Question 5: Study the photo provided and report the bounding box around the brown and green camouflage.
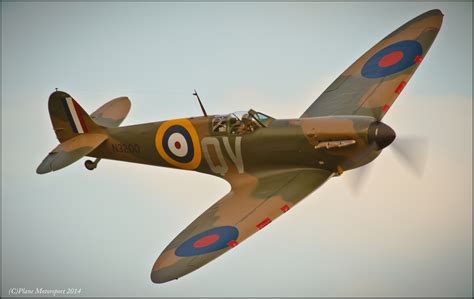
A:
[36,9,443,283]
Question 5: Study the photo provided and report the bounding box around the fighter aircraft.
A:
[37,9,443,283]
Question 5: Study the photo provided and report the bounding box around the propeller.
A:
[347,163,373,195]
[390,136,428,177]
[346,121,429,195]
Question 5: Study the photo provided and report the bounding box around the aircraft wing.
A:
[301,9,443,120]
[151,168,333,283]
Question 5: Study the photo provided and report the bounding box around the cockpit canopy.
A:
[212,109,274,135]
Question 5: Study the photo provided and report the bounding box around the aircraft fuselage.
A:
[88,115,391,180]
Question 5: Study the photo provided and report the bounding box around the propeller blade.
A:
[344,142,378,196]
[345,136,428,196]
[391,137,428,176]
[346,163,373,196]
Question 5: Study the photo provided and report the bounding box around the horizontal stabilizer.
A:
[36,133,107,174]
[91,97,131,128]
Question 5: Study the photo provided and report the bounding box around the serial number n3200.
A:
[111,143,141,153]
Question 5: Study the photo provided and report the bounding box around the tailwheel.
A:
[85,158,101,171]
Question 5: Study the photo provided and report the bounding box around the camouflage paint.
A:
[36,9,443,284]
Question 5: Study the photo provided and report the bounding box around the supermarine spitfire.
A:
[37,9,443,283]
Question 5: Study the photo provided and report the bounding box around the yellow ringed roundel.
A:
[155,119,202,170]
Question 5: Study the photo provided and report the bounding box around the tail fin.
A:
[38,91,132,174]
[37,91,108,174]
[49,91,102,142]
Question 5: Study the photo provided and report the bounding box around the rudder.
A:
[49,91,101,142]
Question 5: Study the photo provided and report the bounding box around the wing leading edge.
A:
[151,168,333,283]
[301,9,443,120]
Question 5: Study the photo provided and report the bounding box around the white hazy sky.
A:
[2,2,472,297]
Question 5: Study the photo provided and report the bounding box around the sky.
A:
[1,2,472,297]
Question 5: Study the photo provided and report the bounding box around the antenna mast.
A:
[193,89,208,117]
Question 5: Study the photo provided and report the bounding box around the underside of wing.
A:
[151,168,333,283]
[301,9,443,120]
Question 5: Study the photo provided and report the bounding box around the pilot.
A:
[229,117,241,134]
[245,113,260,131]
[238,113,254,133]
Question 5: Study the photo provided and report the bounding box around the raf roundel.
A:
[155,119,202,170]
[361,40,423,78]
[175,226,239,257]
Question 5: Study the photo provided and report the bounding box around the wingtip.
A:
[150,260,197,283]
[150,271,164,284]
[150,270,177,284]
[428,9,443,16]
[409,9,444,25]
[415,9,443,21]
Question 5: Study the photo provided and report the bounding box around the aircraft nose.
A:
[368,121,396,150]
